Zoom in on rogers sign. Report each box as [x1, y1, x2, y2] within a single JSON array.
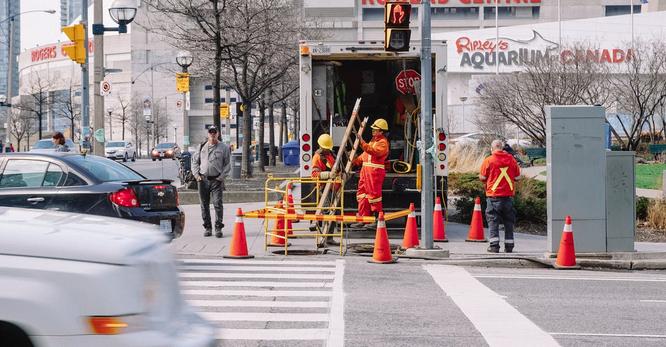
[[30, 41, 94, 63], [455, 31, 633, 71]]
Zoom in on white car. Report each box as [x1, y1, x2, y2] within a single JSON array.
[[449, 133, 531, 148], [30, 139, 77, 153], [105, 141, 137, 162], [0, 207, 215, 347]]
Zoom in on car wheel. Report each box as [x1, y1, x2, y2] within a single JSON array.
[[152, 158, 156, 161], [159, 158, 162, 161], [123, 153, 128, 162], [131, 152, 136, 162]]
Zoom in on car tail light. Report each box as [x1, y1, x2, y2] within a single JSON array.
[[175, 191, 180, 206], [153, 185, 168, 190], [110, 187, 139, 208], [304, 165, 310, 170], [87, 315, 144, 335]]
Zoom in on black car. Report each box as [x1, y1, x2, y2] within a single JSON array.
[[0, 153, 184, 239], [151, 142, 181, 161]]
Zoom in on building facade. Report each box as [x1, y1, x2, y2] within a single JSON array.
[[0, 0, 19, 98], [60, 0, 84, 27]]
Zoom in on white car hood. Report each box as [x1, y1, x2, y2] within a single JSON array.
[[0, 208, 168, 265]]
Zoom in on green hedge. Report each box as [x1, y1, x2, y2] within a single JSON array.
[[448, 172, 547, 225]]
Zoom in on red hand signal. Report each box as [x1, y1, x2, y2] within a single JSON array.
[[391, 5, 406, 25]]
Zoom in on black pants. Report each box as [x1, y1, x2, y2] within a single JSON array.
[[485, 197, 516, 247], [198, 178, 224, 230]]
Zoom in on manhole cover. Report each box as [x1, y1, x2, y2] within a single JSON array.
[[347, 243, 400, 253], [271, 249, 321, 256]]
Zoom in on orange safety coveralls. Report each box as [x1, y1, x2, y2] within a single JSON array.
[[311, 149, 336, 178], [353, 133, 389, 216]]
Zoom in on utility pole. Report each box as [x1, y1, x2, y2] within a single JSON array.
[[6, 17, 13, 144], [420, 0, 434, 249], [81, 0, 90, 152], [92, 0, 104, 155]]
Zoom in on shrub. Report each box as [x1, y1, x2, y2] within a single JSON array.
[[647, 199, 666, 229], [636, 197, 650, 221], [448, 172, 546, 226], [449, 143, 487, 173]]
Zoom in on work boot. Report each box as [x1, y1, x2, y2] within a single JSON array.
[[505, 244, 514, 253], [204, 228, 212, 237], [350, 222, 365, 229], [215, 224, 224, 238], [487, 245, 500, 253], [365, 223, 377, 230]]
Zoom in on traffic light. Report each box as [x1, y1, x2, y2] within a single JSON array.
[[384, 2, 411, 52], [62, 24, 86, 64]]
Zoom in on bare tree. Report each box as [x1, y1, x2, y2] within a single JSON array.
[[114, 94, 132, 140], [55, 81, 80, 141], [610, 40, 666, 150], [128, 95, 148, 156], [7, 108, 35, 151], [478, 43, 612, 146], [14, 73, 55, 140]]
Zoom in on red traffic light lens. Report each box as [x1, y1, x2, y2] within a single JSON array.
[[438, 132, 446, 141], [438, 143, 446, 151], [303, 144, 311, 152], [302, 133, 310, 142], [386, 4, 411, 26]]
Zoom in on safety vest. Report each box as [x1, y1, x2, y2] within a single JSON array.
[[480, 150, 520, 197], [359, 135, 389, 170], [312, 149, 335, 177]]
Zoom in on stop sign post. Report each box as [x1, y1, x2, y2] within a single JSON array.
[[395, 69, 421, 95]]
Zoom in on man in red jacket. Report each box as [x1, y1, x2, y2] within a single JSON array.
[[480, 139, 521, 253]]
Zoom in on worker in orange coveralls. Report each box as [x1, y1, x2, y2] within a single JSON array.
[[312, 134, 336, 179], [351, 119, 390, 229]]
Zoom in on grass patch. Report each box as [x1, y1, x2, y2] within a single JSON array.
[[636, 164, 666, 190]]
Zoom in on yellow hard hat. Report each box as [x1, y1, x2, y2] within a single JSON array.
[[317, 134, 333, 150], [371, 118, 389, 131]]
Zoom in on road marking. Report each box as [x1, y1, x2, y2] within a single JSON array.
[[187, 300, 330, 308], [639, 299, 666, 303], [550, 332, 666, 339], [217, 328, 328, 340], [182, 289, 333, 297], [327, 259, 345, 347], [180, 280, 333, 288], [425, 265, 560, 347], [179, 272, 335, 280], [473, 274, 666, 282], [179, 265, 336, 272], [201, 312, 329, 322], [178, 258, 336, 266]]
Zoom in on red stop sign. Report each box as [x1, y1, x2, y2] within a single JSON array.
[[395, 69, 421, 95]]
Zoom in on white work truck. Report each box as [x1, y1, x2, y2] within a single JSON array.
[[0, 207, 215, 347], [298, 40, 449, 212]]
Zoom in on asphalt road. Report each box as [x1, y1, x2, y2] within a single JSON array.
[[174, 254, 666, 347], [123, 158, 180, 182]]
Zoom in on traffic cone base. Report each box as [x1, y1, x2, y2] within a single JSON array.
[[224, 208, 255, 259], [369, 212, 397, 264], [466, 197, 487, 242], [401, 203, 420, 249], [433, 197, 448, 242], [267, 201, 291, 247], [554, 216, 580, 270]]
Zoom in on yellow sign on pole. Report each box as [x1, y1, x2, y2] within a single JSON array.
[[176, 73, 190, 93], [220, 103, 230, 119]]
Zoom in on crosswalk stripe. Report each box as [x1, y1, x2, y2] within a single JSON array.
[[187, 299, 330, 308], [217, 328, 328, 340], [178, 258, 336, 266], [201, 312, 329, 322], [179, 265, 336, 272], [180, 272, 335, 280], [182, 289, 333, 297], [180, 281, 333, 288]]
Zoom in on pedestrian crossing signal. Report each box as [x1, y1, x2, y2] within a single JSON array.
[[384, 3, 411, 52]]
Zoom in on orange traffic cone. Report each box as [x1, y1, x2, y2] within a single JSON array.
[[433, 197, 448, 242], [555, 216, 580, 269], [402, 203, 419, 249], [223, 208, 255, 259], [368, 212, 397, 264], [267, 201, 291, 247], [466, 197, 487, 242]]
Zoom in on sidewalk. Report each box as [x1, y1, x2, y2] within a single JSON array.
[[522, 166, 663, 199], [171, 202, 666, 270]]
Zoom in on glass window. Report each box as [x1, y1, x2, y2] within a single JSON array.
[[68, 156, 144, 182], [106, 141, 126, 147], [362, 7, 418, 21], [64, 172, 87, 186], [156, 143, 176, 149], [32, 140, 54, 149], [0, 160, 49, 188], [605, 5, 641, 17], [432, 7, 478, 20], [205, 97, 214, 103], [230, 98, 237, 102], [484, 6, 539, 19], [43, 164, 65, 187], [204, 85, 213, 90]]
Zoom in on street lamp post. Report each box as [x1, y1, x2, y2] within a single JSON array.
[[460, 96, 468, 129], [107, 107, 114, 141], [92, 0, 137, 156], [176, 50, 193, 149]]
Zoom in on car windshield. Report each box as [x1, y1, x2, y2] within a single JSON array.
[[69, 155, 144, 182], [157, 143, 175, 149], [106, 142, 126, 147], [33, 140, 54, 149]]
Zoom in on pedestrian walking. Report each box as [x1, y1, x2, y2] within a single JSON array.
[[9, 143, 14, 152], [479, 139, 522, 253], [52, 132, 70, 152], [191, 126, 231, 238]]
